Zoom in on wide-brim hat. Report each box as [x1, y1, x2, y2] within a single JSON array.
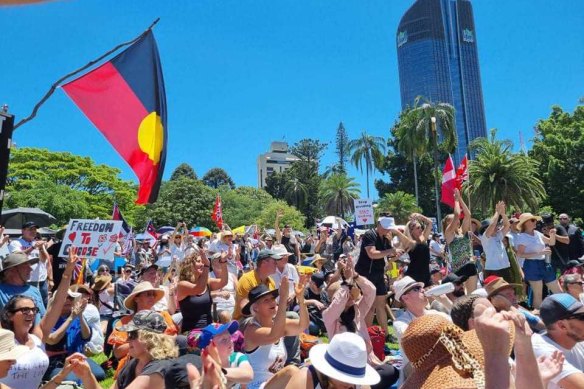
[[402, 314, 514, 389], [393, 276, 425, 301], [516, 213, 542, 230], [0, 329, 29, 362], [272, 244, 293, 257], [123, 281, 165, 311], [0, 252, 39, 273], [69, 284, 93, 296], [309, 332, 380, 386], [470, 218, 481, 228], [91, 275, 112, 292], [484, 276, 522, 298], [242, 284, 279, 316]]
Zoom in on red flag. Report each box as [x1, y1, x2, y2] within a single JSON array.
[[63, 31, 167, 204], [441, 155, 456, 208], [145, 220, 158, 241], [112, 202, 132, 236], [211, 194, 223, 229], [455, 155, 468, 190]]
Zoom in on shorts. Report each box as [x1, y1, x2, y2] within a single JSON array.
[[364, 272, 387, 296], [523, 260, 556, 283], [454, 262, 478, 279]]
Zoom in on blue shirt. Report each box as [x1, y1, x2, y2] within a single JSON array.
[[0, 283, 46, 323]]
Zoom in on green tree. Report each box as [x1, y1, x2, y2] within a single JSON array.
[[255, 201, 306, 231], [394, 107, 426, 205], [264, 171, 288, 200], [319, 173, 360, 218], [285, 176, 308, 210], [219, 186, 275, 228], [348, 131, 386, 198], [147, 178, 216, 228], [170, 163, 197, 181], [202, 168, 235, 189], [376, 191, 422, 225], [335, 121, 350, 174], [529, 105, 584, 219], [468, 129, 545, 214], [290, 139, 328, 168]]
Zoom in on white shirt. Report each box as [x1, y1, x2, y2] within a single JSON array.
[[531, 333, 584, 389], [152, 285, 170, 312], [8, 238, 47, 282], [209, 240, 240, 275], [515, 231, 546, 266], [429, 240, 443, 258], [0, 334, 49, 389], [83, 303, 105, 354], [271, 263, 299, 295], [480, 230, 511, 270]]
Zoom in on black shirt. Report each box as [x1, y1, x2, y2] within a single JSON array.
[[355, 229, 392, 276], [552, 225, 570, 266], [47, 242, 68, 289], [117, 358, 171, 389], [281, 235, 298, 265]]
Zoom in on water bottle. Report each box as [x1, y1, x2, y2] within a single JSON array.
[[544, 245, 552, 270], [424, 282, 455, 297]]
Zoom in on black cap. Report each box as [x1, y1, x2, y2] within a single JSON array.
[[443, 273, 465, 285], [310, 272, 325, 287], [242, 285, 279, 315], [540, 293, 584, 326], [22, 221, 39, 229], [566, 260, 584, 269]]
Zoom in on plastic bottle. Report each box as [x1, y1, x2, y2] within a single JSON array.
[[424, 282, 455, 297]]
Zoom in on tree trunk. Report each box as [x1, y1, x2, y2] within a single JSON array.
[[433, 148, 442, 232], [366, 166, 370, 199], [413, 151, 419, 206]]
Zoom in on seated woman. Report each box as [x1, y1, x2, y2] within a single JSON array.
[[176, 250, 228, 333], [55, 310, 179, 389], [242, 276, 309, 389], [282, 332, 381, 389], [322, 256, 399, 389]]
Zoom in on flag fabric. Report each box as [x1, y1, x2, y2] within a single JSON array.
[[455, 155, 469, 190], [62, 30, 167, 204], [145, 220, 158, 241], [74, 258, 86, 285], [441, 155, 456, 208], [211, 194, 223, 229], [112, 202, 132, 236]]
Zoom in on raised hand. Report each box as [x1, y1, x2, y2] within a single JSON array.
[[537, 350, 564, 385], [295, 274, 309, 298], [495, 201, 506, 215]]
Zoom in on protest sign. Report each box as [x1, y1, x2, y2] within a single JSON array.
[[354, 198, 374, 226], [59, 219, 123, 260]]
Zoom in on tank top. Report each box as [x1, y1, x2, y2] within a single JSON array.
[[245, 319, 287, 389], [448, 233, 472, 272], [179, 287, 212, 333], [405, 242, 431, 286]]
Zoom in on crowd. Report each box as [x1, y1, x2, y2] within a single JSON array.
[[0, 193, 583, 388]]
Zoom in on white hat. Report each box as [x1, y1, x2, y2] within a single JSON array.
[[272, 244, 293, 257], [394, 276, 425, 301], [0, 329, 28, 362], [309, 332, 380, 386], [378, 216, 396, 229]]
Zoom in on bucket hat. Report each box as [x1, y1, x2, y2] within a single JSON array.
[[242, 284, 279, 316], [1, 252, 39, 273]]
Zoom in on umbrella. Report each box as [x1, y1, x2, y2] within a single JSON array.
[[157, 226, 175, 234], [190, 226, 212, 237], [0, 207, 57, 229], [232, 225, 246, 234], [319, 216, 349, 229]]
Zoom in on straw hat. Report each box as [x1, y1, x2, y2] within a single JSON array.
[[0, 329, 29, 362], [516, 213, 542, 230], [91, 275, 112, 293], [402, 315, 514, 389], [123, 281, 165, 311], [393, 276, 424, 301]]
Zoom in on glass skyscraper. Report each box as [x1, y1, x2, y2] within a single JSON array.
[[396, 0, 487, 164]]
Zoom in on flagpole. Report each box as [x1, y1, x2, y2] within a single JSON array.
[[14, 18, 161, 130]]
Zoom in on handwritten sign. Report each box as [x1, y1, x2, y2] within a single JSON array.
[[354, 198, 374, 226], [58, 219, 123, 260]]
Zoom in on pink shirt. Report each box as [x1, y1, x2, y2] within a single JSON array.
[[322, 277, 378, 364]]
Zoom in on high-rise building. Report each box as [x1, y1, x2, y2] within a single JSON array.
[[396, 0, 487, 164], [257, 141, 299, 188]]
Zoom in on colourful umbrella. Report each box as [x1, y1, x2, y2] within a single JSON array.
[[189, 226, 212, 237]]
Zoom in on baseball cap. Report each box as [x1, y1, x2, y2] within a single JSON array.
[[378, 216, 396, 229], [311, 272, 325, 287], [196, 321, 239, 349], [118, 310, 168, 333], [566, 260, 584, 269], [540, 293, 584, 326], [443, 273, 466, 285], [22, 221, 39, 229], [256, 249, 283, 262]]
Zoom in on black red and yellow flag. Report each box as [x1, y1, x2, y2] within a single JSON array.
[[63, 30, 167, 204]]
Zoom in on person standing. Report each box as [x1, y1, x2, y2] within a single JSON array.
[[480, 201, 513, 282], [559, 213, 584, 261], [275, 210, 300, 265]]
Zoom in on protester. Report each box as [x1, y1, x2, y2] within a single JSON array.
[[479, 201, 514, 282], [140, 264, 176, 315], [429, 233, 445, 266], [403, 213, 434, 286], [209, 252, 238, 320], [562, 273, 584, 303], [559, 213, 584, 261], [209, 230, 241, 276], [304, 272, 328, 336], [275, 210, 300, 265], [91, 271, 115, 335]]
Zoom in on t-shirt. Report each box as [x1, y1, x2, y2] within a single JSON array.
[[83, 303, 105, 354], [355, 229, 391, 276], [117, 358, 171, 389], [281, 235, 298, 265], [531, 333, 584, 389], [480, 230, 511, 270], [0, 283, 46, 322], [47, 242, 68, 288], [8, 238, 47, 282], [233, 271, 276, 320], [515, 231, 546, 265], [0, 334, 48, 389], [271, 264, 299, 295], [552, 225, 570, 266], [164, 354, 202, 389]]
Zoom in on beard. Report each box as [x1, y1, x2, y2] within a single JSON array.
[[452, 288, 466, 298]]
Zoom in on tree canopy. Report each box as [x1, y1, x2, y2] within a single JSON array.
[[202, 168, 236, 189], [170, 163, 197, 181]]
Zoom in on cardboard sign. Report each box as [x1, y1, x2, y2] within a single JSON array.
[[354, 198, 374, 226], [59, 219, 123, 260]]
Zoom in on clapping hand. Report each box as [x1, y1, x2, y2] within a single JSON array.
[[537, 350, 564, 385], [295, 274, 309, 299], [495, 201, 506, 215]]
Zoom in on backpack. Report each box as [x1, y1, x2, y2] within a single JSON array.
[[299, 333, 321, 361], [368, 325, 386, 360]]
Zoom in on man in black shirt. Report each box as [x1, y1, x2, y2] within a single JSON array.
[[355, 216, 403, 333], [559, 213, 584, 261], [275, 210, 300, 265]]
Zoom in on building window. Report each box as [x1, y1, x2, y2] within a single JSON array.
[[397, 30, 408, 47], [462, 28, 474, 43]]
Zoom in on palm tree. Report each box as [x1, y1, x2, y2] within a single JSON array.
[[403, 96, 457, 228], [285, 177, 308, 210], [349, 131, 386, 198], [467, 129, 545, 214], [319, 173, 361, 218], [377, 191, 421, 224], [394, 107, 426, 205]]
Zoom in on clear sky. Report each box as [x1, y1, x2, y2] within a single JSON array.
[[2, 0, 582, 200]]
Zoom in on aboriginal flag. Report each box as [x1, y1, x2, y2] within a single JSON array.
[[63, 31, 167, 204]]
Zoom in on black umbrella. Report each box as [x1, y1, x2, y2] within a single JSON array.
[[0, 207, 57, 229]]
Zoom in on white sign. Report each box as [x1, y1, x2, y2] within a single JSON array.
[[354, 198, 374, 226], [58, 219, 123, 260]]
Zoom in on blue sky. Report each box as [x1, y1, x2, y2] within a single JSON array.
[[2, 0, 582, 200]]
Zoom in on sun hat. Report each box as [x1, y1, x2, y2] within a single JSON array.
[[301, 254, 328, 267], [393, 276, 425, 301], [221, 230, 233, 238], [0, 329, 29, 362], [69, 284, 93, 296], [516, 213, 542, 230], [123, 281, 165, 311], [91, 274, 112, 292], [242, 284, 279, 316], [196, 321, 239, 349], [118, 310, 168, 334], [402, 314, 514, 389], [539, 293, 584, 326], [309, 332, 380, 386], [0, 252, 39, 273], [272, 244, 292, 257], [484, 276, 522, 298], [378, 216, 396, 229]]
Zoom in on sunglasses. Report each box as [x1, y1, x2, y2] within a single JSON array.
[[12, 307, 39, 315], [407, 286, 423, 294], [127, 331, 139, 340], [99, 268, 109, 273], [569, 281, 584, 286], [138, 291, 157, 298]]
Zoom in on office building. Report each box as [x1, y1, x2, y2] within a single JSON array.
[[257, 141, 299, 188]]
